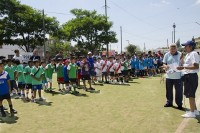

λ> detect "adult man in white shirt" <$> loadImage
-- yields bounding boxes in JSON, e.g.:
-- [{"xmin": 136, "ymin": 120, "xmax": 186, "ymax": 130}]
[{"xmin": 163, "ymin": 43, "xmax": 183, "ymax": 110}]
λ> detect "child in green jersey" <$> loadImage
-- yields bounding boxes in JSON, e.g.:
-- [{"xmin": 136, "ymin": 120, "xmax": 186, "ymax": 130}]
[
  {"xmin": 15, "ymin": 59, "xmax": 26, "ymax": 98},
  {"xmin": 45, "ymin": 59, "xmax": 55, "ymax": 91},
  {"xmin": 24, "ymin": 60, "xmax": 33, "ymax": 101},
  {"xmin": 41, "ymin": 62, "xmax": 48, "ymax": 91},
  {"xmin": 31, "ymin": 59, "xmax": 45, "ymax": 102},
  {"xmin": 4, "ymin": 59, "xmax": 16, "ymax": 96},
  {"xmin": 67, "ymin": 57, "xmax": 78, "ymax": 93},
  {"xmin": 56, "ymin": 58, "xmax": 65, "ymax": 92}
]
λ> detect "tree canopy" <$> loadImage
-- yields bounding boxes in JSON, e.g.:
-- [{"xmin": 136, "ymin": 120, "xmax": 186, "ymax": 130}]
[
  {"xmin": 0, "ymin": 0, "xmax": 59, "ymax": 52},
  {"xmin": 62, "ymin": 9, "xmax": 118, "ymax": 53}
]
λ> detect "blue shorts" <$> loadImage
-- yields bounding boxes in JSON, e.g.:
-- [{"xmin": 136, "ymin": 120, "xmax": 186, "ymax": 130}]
[
  {"xmin": 89, "ymin": 70, "xmax": 96, "ymax": 76},
  {"xmin": 32, "ymin": 85, "xmax": 43, "ymax": 91}
]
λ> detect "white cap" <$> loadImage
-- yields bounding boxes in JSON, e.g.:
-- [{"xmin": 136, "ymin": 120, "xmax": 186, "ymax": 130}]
[{"xmin": 88, "ymin": 52, "xmax": 92, "ymax": 54}]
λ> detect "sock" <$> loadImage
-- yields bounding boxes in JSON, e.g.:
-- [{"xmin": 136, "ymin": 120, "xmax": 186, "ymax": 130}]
[
  {"xmin": 9, "ymin": 104, "xmax": 13, "ymax": 110},
  {"xmin": 62, "ymin": 84, "xmax": 64, "ymax": 89},
  {"xmin": 26, "ymin": 92, "xmax": 29, "ymax": 97},
  {"xmin": 58, "ymin": 84, "xmax": 61, "ymax": 90},
  {"xmin": 18, "ymin": 92, "xmax": 21, "ymax": 96},
  {"xmin": 0, "ymin": 105, "xmax": 4, "ymax": 112}
]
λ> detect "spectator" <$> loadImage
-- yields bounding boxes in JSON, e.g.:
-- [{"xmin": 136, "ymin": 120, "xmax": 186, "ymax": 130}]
[
  {"xmin": 13, "ymin": 49, "xmax": 24, "ymax": 63},
  {"xmin": 30, "ymin": 49, "xmax": 41, "ymax": 61}
]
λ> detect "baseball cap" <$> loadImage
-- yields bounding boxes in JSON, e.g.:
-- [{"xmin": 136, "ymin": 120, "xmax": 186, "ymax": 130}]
[
  {"xmin": 182, "ymin": 41, "xmax": 196, "ymax": 47},
  {"xmin": 88, "ymin": 52, "xmax": 92, "ymax": 55},
  {"xmin": 33, "ymin": 59, "xmax": 40, "ymax": 62}
]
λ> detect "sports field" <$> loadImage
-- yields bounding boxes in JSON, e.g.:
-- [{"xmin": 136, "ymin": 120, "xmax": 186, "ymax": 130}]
[{"xmin": 0, "ymin": 74, "xmax": 200, "ymax": 133}]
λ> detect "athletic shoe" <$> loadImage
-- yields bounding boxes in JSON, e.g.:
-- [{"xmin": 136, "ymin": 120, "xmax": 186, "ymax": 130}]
[
  {"xmin": 186, "ymin": 110, "xmax": 200, "ymax": 116},
  {"xmin": 164, "ymin": 103, "xmax": 173, "ymax": 107},
  {"xmin": 10, "ymin": 109, "xmax": 17, "ymax": 114},
  {"xmin": 89, "ymin": 87, "xmax": 95, "ymax": 91},
  {"xmin": 195, "ymin": 110, "xmax": 200, "ymax": 115},
  {"xmin": 181, "ymin": 111, "xmax": 196, "ymax": 118},
  {"xmin": 38, "ymin": 97, "xmax": 44, "ymax": 101}
]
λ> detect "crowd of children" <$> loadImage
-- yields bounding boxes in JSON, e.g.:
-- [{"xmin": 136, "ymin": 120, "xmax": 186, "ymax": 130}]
[{"xmin": 0, "ymin": 50, "xmax": 164, "ymax": 117}]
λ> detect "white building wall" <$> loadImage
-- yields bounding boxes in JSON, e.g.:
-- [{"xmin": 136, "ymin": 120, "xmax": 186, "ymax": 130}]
[{"xmin": 0, "ymin": 45, "xmax": 27, "ymax": 59}]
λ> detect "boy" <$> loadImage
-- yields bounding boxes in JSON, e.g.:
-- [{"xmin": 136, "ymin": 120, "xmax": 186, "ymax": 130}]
[
  {"xmin": 0, "ymin": 60, "xmax": 17, "ymax": 117},
  {"xmin": 67, "ymin": 57, "xmax": 79, "ymax": 93},
  {"xmin": 46, "ymin": 59, "xmax": 55, "ymax": 91},
  {"xmin": 107, "ymin": 56, "xmax": 115, "ymax": 83},
  {"xmin": 100, "ymin": 55, "xmax": 108, "ymax": 83},
  {"xmin": 57, "ymin": 58, "xmax": 65, "ymax": 92},
  {"xmin": 31, "ymin": 59, "xmax": 45, "ymax": 102},
  {"xmin": 81, "ymin": 56, "xmax": 94, "ymax": 91},
  {"xmin": 4, "ymin": 59, "xmax": 17, "ymax": 96},
  {"xmin": 64, "ymin": 60, "xmax": 70, "ymax": 91},
  {"xmin": 24, "ymin": 60, "xmax": 33, "ymax": 101},
  {"xmin": 41, "ymin": 61, "xmax": 48, "ymax": 91},
  {"xmin": 113, "ymin": 58, "xmax": 122, "ymax": 84},
  {"xmin": 15, "ymin": 59, "xmax": 26, "ymax": 98}
]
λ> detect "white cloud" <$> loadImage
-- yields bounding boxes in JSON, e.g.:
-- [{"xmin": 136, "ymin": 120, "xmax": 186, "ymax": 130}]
[
  {"xmin": 150, "ymin": 3, "xmax": 162, "ymax": 7},
  {"xmin": 196, "ymin": 0, "xmax": 200, "ymax": 5},
  {"xmin": 150, "ymin": 0, "xmax": 170, "ymax": 7},
  {"xmin": 161, "ymin": 0, "xmax": 170, "ymax": 5}
]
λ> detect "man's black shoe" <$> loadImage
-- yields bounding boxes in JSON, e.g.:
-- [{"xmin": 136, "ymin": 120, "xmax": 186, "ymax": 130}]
[
  {"xmin": 177, "ymin": 106, "xmax": 183, "ymax": 110},
  {"xmin": 164, "ymin": 103, "xmax": 173, "ymax": 107}
]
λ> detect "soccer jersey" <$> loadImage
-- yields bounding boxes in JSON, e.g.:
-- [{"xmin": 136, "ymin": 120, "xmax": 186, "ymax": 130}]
[
  {"xmin": 46, "ymin": 63, "xmax": 55, "ymax": 79},
  {"xmin": 81, "ymin": 61, "xmax": 90, "ymax": 75},
  {"xmin": 31, "ymin": 66, "xmax": 44, "ymax": 85},
  {"xmin": 0, "ymin": 71, "xmax": 10, "ymax": 95},
  {"xmin": 57, "ymin": 64, "xmax": 64, "ymax": 78},
  {"xmin": 113, "ymin": 62, "xmax": 122, "ymax": 74},
  {"xmin": 100, "ymin": 60, "xmax": 108, "ymax": 72},
  {"xmin": 107, "ymin": 61, "xmax": 115, "ymax": 72},
  {"xmin": 24, "ymin": 66, "xmax": 32, "ymax": 84},
  {"xmin": 95, "ymin": 62, "xmax": 102, "ymax": 76},
  {"xmin": 15, "ymin": 64, "xmax": 25, "ymax": 83},
  {"xmin": 67, "ymin": 63, "xmax": 77, "ymax": 79},
  {"xmin": 123, "ymin": 61, "xmax": 129, "ymax": 71},
  {"xmin": 4, "ymin": 65, "xmax": 15, "ymax": 80}
]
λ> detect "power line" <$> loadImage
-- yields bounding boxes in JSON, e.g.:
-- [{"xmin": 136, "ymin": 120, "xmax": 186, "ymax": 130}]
[{"xmin": 109, "ymin": 0, "xmax": 162, "ymax": 30}]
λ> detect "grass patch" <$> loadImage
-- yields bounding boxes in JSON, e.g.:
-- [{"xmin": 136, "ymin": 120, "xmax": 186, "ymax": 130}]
[{"xmin": 0, "ymin": 74, "xmax": 200, "ymax": 133}]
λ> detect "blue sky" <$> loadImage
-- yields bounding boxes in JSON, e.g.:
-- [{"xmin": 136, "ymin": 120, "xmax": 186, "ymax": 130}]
[{"xmin": 19, "ymin": 0, "xmax": 200, "ymax": 52}]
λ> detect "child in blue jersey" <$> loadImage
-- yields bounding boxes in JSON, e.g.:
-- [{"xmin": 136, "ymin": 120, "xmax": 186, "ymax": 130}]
[
  {"xmin": 0, "ymin": 60, "xmax": 17, "ymax": 117},
  {"xmin": 131, "ymin": 56, "xmax": 136, "ymax": 77},
  {"xmin": 134, "ymin": 55, "xmax": 140, "ymax": 77},
  {"xmin": 138, "ymin": 56, "xmax": 144, "ymax": 77},
  {"xmin": 143, "ymin": 55, "xmax": 149, "ymax": 76},
  {"xmin": 76, "ymin": 57, "xmax": 82, "ymax": 88},
  {"xmin": 64, "ymin": 60, "xmax": 70, "ymax": 91}
]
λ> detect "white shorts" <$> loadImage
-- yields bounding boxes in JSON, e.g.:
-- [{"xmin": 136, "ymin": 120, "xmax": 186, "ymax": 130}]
[{"xmin": 47, "ymin": 78, "xmax": 52, "ymax": 83}]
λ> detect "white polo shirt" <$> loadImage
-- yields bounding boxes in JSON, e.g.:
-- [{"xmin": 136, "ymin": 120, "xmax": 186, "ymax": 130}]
[{"xmin": 183, "ymin": 51, "xmax": 199, "ymax": 74}]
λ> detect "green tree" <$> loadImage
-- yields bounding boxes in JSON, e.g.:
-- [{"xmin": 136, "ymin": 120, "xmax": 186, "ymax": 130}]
[
  {"xmin": 0, "ymin": 0, "xmax": 59, "ymax": 52},
  {"xmin": 125, "ymin": 44, "xmax": 140, "ymax": 55},
  {"xmin": 62, "ymin": 9, "xmax": 118, "ymax": 53}
]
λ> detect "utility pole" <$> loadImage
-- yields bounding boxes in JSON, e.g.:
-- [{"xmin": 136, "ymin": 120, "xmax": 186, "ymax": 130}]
[
  {"xmin": 120, "ymin": 26, "xmax": 122, "ymax": 54},
  {"xmin": 43, "ymin": 9, "xmax": 46, "ymax": 63},
  {"xmin": 144, "ymin": 43, "xmax": 146, "ymax": 52},
  {"xmin": 104, "ymin": 0, "xmax": 109, "ymax": 56},
  {"xmin": 173, "ymin": 23, "xmax": 176, "ymax": 43},
  {"xmin": 167, "ymin": 38, "xmax": 169, "ymax": 48}
]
